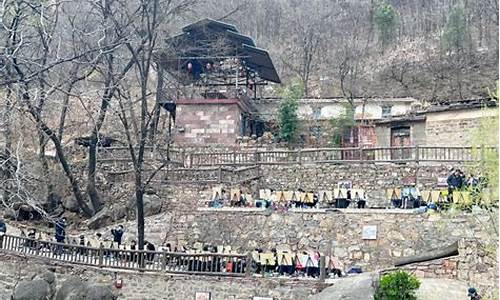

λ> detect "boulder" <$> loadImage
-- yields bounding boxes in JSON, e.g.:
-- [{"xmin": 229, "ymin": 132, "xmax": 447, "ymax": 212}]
[
  {"xmin": 143, "ymin": 194, "xmax": 164, "ymax": 217},
  {"xmin": 56, "ymin": 277, "xmax": 87, "ymax": 300},
  {"xmin": 56, "ymin": 277, "xmax": 116, "ymax": 300},
  {"xmin": 12, "ymin": 279, "xmax": 51, "ymax": 300},
  {"xmin": 87, "ymin": 206, "xmax": 127, "ymax": 229},
  {"xmin": 32, "ymin": 270, "xmax": 57, "ymax": 296},
  {"xmin": 415, "ymin": 278, "xmax": 469, "ymax": 300},
  {"xmin": 310, "ymin": 273, "xmax": 377, "ymax": 300},
  {"xmin": 85, "ymin": 285, "xmax": 116, "ymax": 300},
  {"xmin": 61, "ymin": 196, "xmax": 80, "ymax": 213},
  {"xmin": 127, "ymin": 194, "xmax": 164, "ymax": 218}
]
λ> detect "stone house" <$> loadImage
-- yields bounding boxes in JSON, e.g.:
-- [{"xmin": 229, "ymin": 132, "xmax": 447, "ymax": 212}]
[{"xmin": 375, "ymin": 98, "xmax": 498, "ymax": 148}]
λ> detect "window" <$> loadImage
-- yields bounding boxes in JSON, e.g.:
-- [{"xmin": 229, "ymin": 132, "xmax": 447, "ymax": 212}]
[{"xmin": 381, "ymin": 105, "xmax": 392, "ymax": 118}]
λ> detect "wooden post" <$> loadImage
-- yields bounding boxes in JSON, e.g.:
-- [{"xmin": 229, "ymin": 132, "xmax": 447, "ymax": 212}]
[
  {"xmin": 319, "ymin": 256, "xmax": 326, "ymax": 282},
  {"xmin": 161, "ymin": 252, "xmax": 167, "ymax": 271},
  {"xmin": 415, "ymin": 145, "xmax": 419, "ymax": 163},
  {"xmin": 246, "ymin": 253, "xmax": 252, "ymax": 277},
  {"xmin": 217, "ymin": 166, "xmax": 222, "ymax": 183},
  {"xmin": 98, "ymin": 243, "xmax": 104, "ymax": 268},
  {"xmin": 298, "ymin": 149, "xmax": 302, "ymax": 165},
  {"xmin": 359, "ymin": 146, "xmax": 363, "ymax": 161},
  {"xmin": 233, "ymin": 152, "xmax": 237, "ymax": 165}
]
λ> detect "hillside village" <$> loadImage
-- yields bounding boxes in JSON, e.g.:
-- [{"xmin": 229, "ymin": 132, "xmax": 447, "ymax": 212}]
[{"xmin": 0, "ymin": 1, "xmax": 499, "ymax": 300}]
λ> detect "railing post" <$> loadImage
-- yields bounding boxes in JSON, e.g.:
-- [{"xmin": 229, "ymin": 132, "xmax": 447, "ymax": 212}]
[
  {"xmin": 246, "ymin": 252, "xmax": 252, "ymax": 277},
  {"xmin": 161, "ymin": 251, "xmax": 167, "ymax": 271},
  {"xmin": 298, "ymin": 149, "xmax": 302, "ymax": 165},
  {"xmin": 189, "ymin": 153, "xmax": 193, "ymax": 168},
  {"xmin": 415, "ymin": 145, "xmax": 419, "ymax": 163},
  {"xmin": 359, "ymin": 146, "xmax": 363, "ymax": 161},
  {"xmin": 233, "ymin": 152, "xmax": 237, "ymax": 165},
  {"xmin": 218, "ymin": 166, "xmax": 222, "ymax": 183},
  {"xmin": 319, "ymin": 256, "xmax": 326, "ymax": 282},
  {"xmin": 98, "ymin": 243, "xmax": 104, "ymax": 268}
]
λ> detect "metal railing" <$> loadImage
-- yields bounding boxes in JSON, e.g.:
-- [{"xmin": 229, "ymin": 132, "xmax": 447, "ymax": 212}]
[
  {"xmin": 97, "ymin": 145, "xmax": 498, "ymax": 167},
  {"xmin": 0, "ymin": 235, "xmax": 248, "ymax": 276}
]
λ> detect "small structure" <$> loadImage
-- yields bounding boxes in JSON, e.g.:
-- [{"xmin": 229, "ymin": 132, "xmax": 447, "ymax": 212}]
[
  {"xmin": 376, "ymin": 98, "xmax": 498, "ymax": 151},
  {"xmin": 156, "ymin": 18, "xmax": 281, "ymax": 145}
]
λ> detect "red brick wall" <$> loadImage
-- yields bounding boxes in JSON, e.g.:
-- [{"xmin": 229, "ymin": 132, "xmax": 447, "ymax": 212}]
[{"xmin": 173, "ymin": 103, "xmax": 242, "ymax": 145}]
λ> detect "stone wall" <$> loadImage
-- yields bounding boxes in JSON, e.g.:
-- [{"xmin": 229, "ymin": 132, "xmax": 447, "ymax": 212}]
[
  {"xmin": 0, "ymin": 253, "xmax": 324, "ymax": 300},
  {"xmin": 425, "ymin": 108, "xmax": 497, "ymax": 146},
  {"xmin": 100, "ymin": 208, "xmax": 496, "ymax": 277},
  {"xmin": 259, "ymin": 163, "xmax": 468, "ymax": 207}
]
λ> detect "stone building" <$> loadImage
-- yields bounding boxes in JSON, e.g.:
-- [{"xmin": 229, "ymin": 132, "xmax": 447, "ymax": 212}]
[
  {"xmin": 156, "ymin": 18, "xmax": 281, "ymax": 145},
  {"xmin": 375, "ymin": 98, "xmax": 498, "ymax": 148}
]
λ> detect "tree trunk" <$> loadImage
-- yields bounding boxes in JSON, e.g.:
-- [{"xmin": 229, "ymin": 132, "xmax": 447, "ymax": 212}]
[
  {"xmin": 135, "ymin": 174, "xmax": 145, "ymax": 251},
  {"xmin": 37, "ymin": 131, "xmax": 56, "ymax": 212},
  {"xmin": 1, "ymin": 87, "xmax": 13, "ymax": 204},
  {"xmin": 87, "ymin": 138, "xmax": 102, "ymax": 212}
]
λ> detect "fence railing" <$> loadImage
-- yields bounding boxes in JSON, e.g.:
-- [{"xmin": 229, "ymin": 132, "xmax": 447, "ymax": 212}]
[
  {"xmin": 97, "ymin": 145, "xmax": 498, "ymax": 168},
  {"xmin": 97, "ymin": 146, "xmax": 185, "ymax": 166},
  {"xmin": 0, "ymin": 235, "xmax": 248, "ymax": 276},
  {"xmin": 187, "ymin": 146, "xmax": 497, "ymax": 167},
  {"xmin": 146, "ymin": 165, "xmax": 261, "ymax": 185}
]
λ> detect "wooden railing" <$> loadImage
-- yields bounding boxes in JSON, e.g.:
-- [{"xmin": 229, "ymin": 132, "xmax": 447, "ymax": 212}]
[
  {"xmin": 187, "ymin": 146, "xmax": 497, "ymax": 166},
  {"xmin": 97, "ymin": 145, "xmax": 498, "ymax": 167},
  {"xmin": 0, "ymin": 235, "xmax": 248, "ymax": 276},
  {"xmin": 97, "ymin": 146, "xmax": 185, "ymax": 166},
  {"xmin": 148, "ymin": 165, "xmax": 261, "ymax": 185}
]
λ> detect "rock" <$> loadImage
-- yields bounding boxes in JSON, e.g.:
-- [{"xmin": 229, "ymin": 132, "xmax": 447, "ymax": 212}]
[
  {"xmin": 32, "ymin": 270, "xmax": 57, "ymax": 296},
  {"xmin": 127, "ymin": 194, "xmax": 164, "ymax": 219},
  {"xmin": 87, "ymin": 206, "xmax": 127, "ymax": 229},
  {"xmin": 32, "ymin": 270, "xmax": 56, "ymax": 285},
  {"xmin": 415, "ymin": 278, "xmax": 468, "ymax": 300},
  {"xmin": 12, "ymin": 279, "xmax": 51, "ymax": 300},
  {"xmin": 85, "ymin": 285, "xmax": 116, "ymax": 300},
  {"xmin": 62, "ymin": 196, "xmax": 80, "ymax": 213},
  {"xmin": 144, "ymin": 194, "xmax": 164, "ymax": 217},
  {"xmin": 87, "ymin": 208, "xmax": 114, "ymax": 229},
  {"xmin": 56, "ymin": 277, "xmax": 87, "ymax": 300},
  {"xmin": 310, "ymin": 272, "xmax": 377, "ymax": 300},
  {"xmin": 56, "ymin": 277, "xmax": 116, "ymax": 300}
]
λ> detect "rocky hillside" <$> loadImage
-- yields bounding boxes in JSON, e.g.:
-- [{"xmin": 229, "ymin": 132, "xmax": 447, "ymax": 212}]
[{"xmin": 188, "ymin": 0, "xmax": 499, "ymax": 100}]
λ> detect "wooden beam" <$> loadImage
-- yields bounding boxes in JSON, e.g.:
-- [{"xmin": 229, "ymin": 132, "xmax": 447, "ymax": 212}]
[{"xmin": 394, "ymin": 241, "xmax": 459, "ymax": 267}]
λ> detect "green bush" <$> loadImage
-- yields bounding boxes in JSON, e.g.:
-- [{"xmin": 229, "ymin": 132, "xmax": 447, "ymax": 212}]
[
  {"xmin": 375, "ymin": 271, "xmax": 421, "ymax": 300},
  {"xmin": 278, "ymin": 80, "xmax": 303, "ymax": 143}
]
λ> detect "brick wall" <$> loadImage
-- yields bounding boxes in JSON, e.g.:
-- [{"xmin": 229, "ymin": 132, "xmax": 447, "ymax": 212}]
[{"xmin": 173, "ymin": 103, "xmax": 242, "ymax": 145}]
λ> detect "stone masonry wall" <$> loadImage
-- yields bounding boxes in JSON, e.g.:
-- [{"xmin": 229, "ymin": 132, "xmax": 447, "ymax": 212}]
[
  {"xmin": 101, "ymin": 209, "xmax": 496, "ymax": 276},
  {"xmin": 425, "ymin": 108, "xmax": 497, "ymax": 147},
  {"xmin": 259, "ymin": 163, "xmax": 470, "ymax": 207},
  {"xmin": 0, "ymin": 253, "xmax": 323, "ymax": 300}
]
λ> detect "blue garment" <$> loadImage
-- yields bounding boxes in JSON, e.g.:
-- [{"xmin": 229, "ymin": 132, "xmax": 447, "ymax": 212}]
[
  {"xmin": 347, "ymin": 267, "xmax": 363, "ymax": 274},
  {"xmin": 447, "ymin": 174, "xmax": 463, "ymax": 188},
  {"xmin": 0, "ymin": 220, "xmax": 6, "ymax": 233},
  {"xmin": 427, "ymin": 202, "xmax": 437, "ymax": 210},
  {"xmin": 111, "ymin": 228, "xmax": 124, "ymax": 244},
  {"xmin": 55, "ymin": 221, "xmax": 66, "ymax": 241}
]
